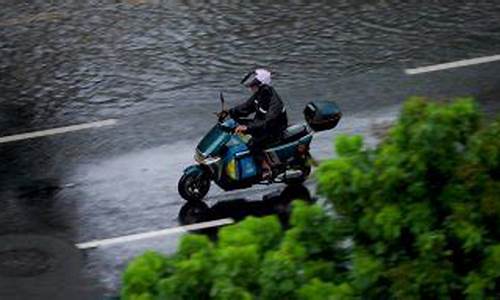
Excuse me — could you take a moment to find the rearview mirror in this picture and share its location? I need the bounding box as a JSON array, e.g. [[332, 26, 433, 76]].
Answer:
[[219, 92, 225, 110]]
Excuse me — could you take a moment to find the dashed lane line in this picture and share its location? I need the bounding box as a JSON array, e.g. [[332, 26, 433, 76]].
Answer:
[[405, 54, 500, 75], [0, 119, 118, 144], [76, 218, 235, 250]]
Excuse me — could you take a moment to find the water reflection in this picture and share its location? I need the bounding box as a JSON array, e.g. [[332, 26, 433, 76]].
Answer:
[[178, 184, 313, 229]]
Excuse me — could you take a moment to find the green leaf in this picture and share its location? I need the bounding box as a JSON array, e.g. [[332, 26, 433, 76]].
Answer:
[[121, 251, 171, 300]]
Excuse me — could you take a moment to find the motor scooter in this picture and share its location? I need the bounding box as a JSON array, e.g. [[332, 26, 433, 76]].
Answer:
[[178, 93, 341, 202]]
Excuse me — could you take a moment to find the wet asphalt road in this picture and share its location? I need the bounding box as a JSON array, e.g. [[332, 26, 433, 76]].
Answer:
[[1, 1, 500, 298]]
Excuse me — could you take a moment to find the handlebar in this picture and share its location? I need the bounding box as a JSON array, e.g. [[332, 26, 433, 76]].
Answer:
[[217, 110, 229, 123]]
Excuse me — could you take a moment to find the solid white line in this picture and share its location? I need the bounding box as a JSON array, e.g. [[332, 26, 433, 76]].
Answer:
[[0, 119, 118, 144], [75, 218, 235, 250], [405, 54, 500, 75]]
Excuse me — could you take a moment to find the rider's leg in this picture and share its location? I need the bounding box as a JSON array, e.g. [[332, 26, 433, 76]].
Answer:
[[260, 156, 272, 178], [248, 136, 272, 179]]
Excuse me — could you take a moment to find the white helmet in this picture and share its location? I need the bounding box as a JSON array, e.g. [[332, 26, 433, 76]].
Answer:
[[241, 68, 272, 87]]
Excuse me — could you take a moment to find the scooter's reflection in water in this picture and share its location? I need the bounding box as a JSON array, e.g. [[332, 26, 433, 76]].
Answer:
[[178, 184, 313, 234]]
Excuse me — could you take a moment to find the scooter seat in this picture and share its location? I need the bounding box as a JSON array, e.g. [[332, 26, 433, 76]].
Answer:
[[264, 124, 310, 149], [280, 124, 309, 144]]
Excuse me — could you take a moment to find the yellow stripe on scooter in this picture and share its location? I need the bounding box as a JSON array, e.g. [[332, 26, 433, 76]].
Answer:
[[227, 159, 237, 180]]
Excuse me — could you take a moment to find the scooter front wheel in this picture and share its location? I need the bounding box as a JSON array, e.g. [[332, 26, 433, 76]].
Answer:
[[178, 170, 211, 202]]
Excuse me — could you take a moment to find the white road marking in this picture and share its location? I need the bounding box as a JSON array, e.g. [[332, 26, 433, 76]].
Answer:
[[405, 54, 500, 75], [76, 218, 235, 250], [0, 119, 118, 144]]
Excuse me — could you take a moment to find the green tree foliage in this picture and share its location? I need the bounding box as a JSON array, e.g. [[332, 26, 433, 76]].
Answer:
[[317, 98, 499, 299], [298, 279, 354, 300], [122, 98, 498, 299]]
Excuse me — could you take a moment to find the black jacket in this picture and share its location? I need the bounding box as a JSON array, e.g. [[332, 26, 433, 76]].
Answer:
[[229, 85, 288, 137]]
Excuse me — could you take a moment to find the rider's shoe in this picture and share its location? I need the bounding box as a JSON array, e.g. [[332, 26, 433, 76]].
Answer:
[[262, 168, 273, 181]]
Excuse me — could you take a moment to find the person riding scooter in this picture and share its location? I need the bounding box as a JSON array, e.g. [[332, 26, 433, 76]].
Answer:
[[224, 69, 288, 179], [178, 71, 341, 202]]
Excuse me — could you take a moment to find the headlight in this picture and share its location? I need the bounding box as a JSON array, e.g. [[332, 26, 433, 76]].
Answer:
[[195, 151, 220, 165], [201, 156, 221, 165], [194, 150, 205, 163]]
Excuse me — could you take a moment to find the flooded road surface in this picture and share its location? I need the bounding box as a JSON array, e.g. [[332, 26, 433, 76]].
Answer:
[[1, 0, 500, 128], [1, 0, 500, 298]]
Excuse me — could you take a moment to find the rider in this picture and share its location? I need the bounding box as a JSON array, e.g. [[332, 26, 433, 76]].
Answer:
[[228, 68, 288, 179]]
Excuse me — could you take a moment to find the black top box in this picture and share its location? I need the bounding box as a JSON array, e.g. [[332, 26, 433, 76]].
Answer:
[[303, 101, 342, 132]]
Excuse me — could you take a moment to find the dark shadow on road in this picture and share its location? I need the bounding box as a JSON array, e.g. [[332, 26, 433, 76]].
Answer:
[[178, 184, 314, 235], [0, 179, 104, 300], [0, 178, 73, 237]]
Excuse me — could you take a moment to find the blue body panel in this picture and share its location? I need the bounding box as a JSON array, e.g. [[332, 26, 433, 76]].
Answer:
[[238, 155, 257, 179], [225, 142, 248, 159], [196, 119, 238, 157], [196, 125, 231, 157], [225, 142, 258, 180]]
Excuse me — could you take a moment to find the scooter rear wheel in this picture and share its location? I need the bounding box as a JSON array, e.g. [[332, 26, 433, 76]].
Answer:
[[178, 171, 211, 202]]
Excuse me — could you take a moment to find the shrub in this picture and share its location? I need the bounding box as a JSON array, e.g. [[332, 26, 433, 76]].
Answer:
[[121, 251, 174, 300]]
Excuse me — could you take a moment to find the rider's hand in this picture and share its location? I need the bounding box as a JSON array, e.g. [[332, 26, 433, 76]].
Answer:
[[234, 125, 248, 134]]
